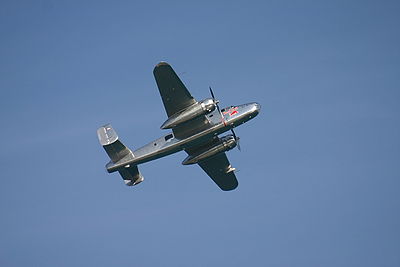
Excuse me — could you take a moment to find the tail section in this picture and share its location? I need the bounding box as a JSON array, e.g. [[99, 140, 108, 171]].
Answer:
[[97, 124, 144, 186], [119, 165, 144, 186], [97, 124, 131, 163]]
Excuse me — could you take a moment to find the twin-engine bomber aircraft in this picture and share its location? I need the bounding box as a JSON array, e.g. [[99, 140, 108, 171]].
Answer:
[[97, 62, 260, 191]]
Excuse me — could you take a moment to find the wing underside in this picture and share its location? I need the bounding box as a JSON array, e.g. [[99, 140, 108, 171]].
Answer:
[[153, 62, 196, 117], [197, 152, 238, 191], [185, 138, 238, 191], [154, 62, 237, 190], [153, 62, 211, 140]]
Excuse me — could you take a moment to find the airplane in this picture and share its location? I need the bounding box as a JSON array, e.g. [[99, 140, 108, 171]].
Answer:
[[97, 62, 261, 191]]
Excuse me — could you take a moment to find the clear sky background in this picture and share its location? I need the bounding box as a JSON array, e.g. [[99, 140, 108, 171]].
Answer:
[[1, 1, 399, 266]]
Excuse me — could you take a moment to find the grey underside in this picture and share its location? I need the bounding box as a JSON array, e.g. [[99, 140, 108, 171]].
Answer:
[[97, 125, 143, 184], [99, 62, 240, 191], [142, 63, 240, 190], [153, 63, 211, 140], [185, 137, 238, 191]]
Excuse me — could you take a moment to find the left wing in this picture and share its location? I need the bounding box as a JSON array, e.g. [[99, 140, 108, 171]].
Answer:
[[198, 153, 238, 191], [186, 138, 238, 191]]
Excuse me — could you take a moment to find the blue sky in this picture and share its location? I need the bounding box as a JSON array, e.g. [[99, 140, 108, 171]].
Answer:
[[1, 0, 399, 266]]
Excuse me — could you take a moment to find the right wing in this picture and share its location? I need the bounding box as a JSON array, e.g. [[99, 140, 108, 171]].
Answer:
[[153, 62, 196, 117], [153, 62, 211, 140]]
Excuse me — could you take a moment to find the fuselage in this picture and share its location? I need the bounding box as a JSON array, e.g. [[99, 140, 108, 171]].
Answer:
[[106, 102, 261, 173]]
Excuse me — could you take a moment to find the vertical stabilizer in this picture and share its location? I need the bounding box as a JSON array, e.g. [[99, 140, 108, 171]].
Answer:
[[97, 124, 131, 163], [97, 124, 144, 186]]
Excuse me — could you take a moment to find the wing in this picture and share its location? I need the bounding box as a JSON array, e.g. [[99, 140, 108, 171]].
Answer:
[[186, 138, 238, 191], [153, 62, 211, 139], [198, 153, 238, 191], [153, 62, 196, 117]]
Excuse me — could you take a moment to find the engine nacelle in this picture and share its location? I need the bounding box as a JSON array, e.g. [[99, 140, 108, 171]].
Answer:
[[182, 135, 237, 165], [160, 98, 216, 129]]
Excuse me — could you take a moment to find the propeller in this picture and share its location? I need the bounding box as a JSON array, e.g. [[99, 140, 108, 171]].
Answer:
[[210, 86, 224, 124], [209, 86, 241, 151], [209, 86, 220, 110], [231, 128, 241, 151]]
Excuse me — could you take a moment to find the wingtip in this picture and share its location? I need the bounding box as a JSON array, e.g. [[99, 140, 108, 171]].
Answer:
[[155, 61, 170, 68], [220, 182, 239, 191], [153, 62, 172, 74]]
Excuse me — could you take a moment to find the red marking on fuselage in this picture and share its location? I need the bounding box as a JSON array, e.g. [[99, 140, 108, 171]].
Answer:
[[222, 117, 227, 126], [221, 107, 238, 126]]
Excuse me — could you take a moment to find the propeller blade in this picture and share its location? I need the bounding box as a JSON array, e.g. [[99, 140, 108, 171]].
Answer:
[[210, 86, 224, 122], [209, 86, 219, 104], [231, 128, 241, 151], [210, 86, 239, 150], [216, 103, 222, 114], [209, 86, 215, 100], [231, 128, 237, 140]]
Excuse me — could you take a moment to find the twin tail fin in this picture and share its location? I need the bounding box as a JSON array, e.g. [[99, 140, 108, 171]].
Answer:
[[97, 124, 144, 186]]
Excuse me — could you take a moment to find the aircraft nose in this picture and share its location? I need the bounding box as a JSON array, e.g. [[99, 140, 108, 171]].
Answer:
[[253, 102, 261, 114]]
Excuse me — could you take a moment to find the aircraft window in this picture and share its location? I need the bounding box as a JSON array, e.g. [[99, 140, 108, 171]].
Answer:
[[221, 109, 225, 112], [209, 114, 213, 117], [164, 134, 173, 141]]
